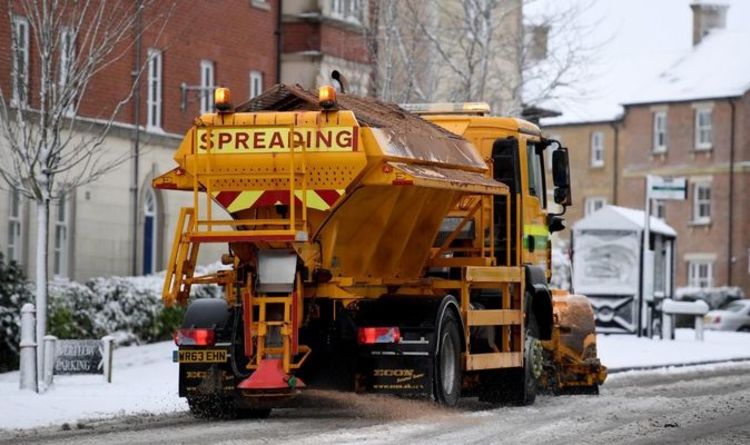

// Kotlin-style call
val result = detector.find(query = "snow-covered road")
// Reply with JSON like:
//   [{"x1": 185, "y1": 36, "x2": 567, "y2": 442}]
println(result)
[{"x1": 3, "y1": 362, "x2": 750, "y2": 445}]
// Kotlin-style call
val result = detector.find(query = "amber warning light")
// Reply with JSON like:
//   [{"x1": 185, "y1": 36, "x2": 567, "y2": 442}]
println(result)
[
  {"x1": 214, "y1": 87, "x2": 232, "y2": 112},
  {"x1": 319, "y1": 85, "x2": 337, "y2": 109}
]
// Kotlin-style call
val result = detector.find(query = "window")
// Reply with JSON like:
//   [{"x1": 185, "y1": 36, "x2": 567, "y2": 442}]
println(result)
[
  {"x1": 654, "y1": 199, "x2": 666, "y2": 220},
  {"x1": 200, "y1": 60, "x2": 215, "y2": 114},
  {"x1": 584, "y1": 196, "x2": 606, "y2": 216},
  {"x1": 330, "y1": 0, "x2": 364, "y2": 22},
  {"x1": 653, "y1": 111, "x2": 667, "y2": 153},
  {"x1": 7, "y1": 189, "x2": 24, "y2": 264},
  {"x1": 11, "y1": 15, "x2": 30, "y2": 106},
  {"x1": 526, "y1": 142, "x2": 545, "y2": 205},
  {"x1": 146, "y1": 49, "x2": 162, "y2": 130},
  {"x1": 688, "y1": 260, "x2": 713, "y2": 288},
  {"x1": 250, "y1": 70, "x2": 263, "y2": 99},
  {"x1": 59, "y1": 27, "x2": 75, "y2": 114},
  {"x1": 692, "y1": 182, "x2": 711, "y2": 224},
  {"x1": 54, "y1": 193, "x2": 71, "y2": 277},
  {"x1": 142, "y1": 189, "x2": 157, "y2": 275},
  {"x1": 695, "y1": 108, "x2": 712, "y2": 150},
  {"x1": 590, "y1": 131, "x2": 604, "y2": 167}
]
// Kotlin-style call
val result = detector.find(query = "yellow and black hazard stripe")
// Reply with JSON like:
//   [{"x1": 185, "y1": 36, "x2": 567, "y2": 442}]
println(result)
[{"x1": 213, "y1": 189, "x2": 344, "y2": 214}]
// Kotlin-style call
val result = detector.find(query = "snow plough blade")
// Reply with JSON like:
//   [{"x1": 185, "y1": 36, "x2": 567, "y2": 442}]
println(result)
[{"x1": 541, "y1": 290, "x2": 608, "y2": 394}]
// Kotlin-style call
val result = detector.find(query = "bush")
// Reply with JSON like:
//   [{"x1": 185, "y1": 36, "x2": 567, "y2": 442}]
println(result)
[
  {"x1": 0, "y1": 254, "x2": 34, "y2": 372},
  {"x1": 0, "y1": 263, "x2": 223, "y2": 372}
]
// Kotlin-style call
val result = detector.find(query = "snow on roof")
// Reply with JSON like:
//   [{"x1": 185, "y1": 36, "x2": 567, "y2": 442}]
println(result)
[
  {"x1": 623, "y1": 30, "x2": 750, "y2": 105},
  {"x1": 573, "y1": 205, "x2": 677, "y2": 237},
  {"x1": 527, "y1": 0, "x2": 750, "y2": 126}
]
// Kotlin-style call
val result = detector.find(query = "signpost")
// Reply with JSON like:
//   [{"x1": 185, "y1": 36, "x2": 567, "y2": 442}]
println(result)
[
  {"x1": 639, "y1": 175, "x2": 688, "y2": 337},
  {"x1": 51, "y1": 337, "x2": 114, "y2": 383}
]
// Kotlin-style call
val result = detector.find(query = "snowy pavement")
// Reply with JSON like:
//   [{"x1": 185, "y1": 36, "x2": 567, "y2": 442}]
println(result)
[{"x1": 1, "y1": 329, "x2": 749, "y2": 432}]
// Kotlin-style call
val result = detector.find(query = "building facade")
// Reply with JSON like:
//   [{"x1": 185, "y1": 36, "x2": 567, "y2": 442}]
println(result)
[
  {"x1": 537, "y1": 1, "x2": 750, "y2": 291},
  {"x1": 0, "y1": 0, "x2": 281, "y2": 280}
]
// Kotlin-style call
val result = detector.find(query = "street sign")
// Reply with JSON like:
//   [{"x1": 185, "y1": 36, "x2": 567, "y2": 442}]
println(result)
[
  {"x1": 53, "y1": 339, "x2": 104, "y2": 375},
  {"x1": 648, "y1": 176, "x2": 687, "y2": 201}
]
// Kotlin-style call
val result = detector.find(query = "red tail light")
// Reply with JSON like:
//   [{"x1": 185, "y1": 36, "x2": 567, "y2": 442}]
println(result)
[
  {"x1": 714, "y1": 316, "x2": 721, "y2": 323},
  {"x1": 358, "y1": 327, "x2": 401, "y2": 345},
  {"x1": 174, "y1": 328, "x2": 215, "y2": 346}
]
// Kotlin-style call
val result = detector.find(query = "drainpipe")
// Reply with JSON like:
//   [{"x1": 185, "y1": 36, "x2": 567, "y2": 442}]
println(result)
[
  {"x1": 275, "y1": 0, "x2": 283, "y2": 83},
  {"x1": 610, "y1": 120, "x2": 620, "y2": 205},
  {"x1": 130, "y1": 0, "x2": 143, "y2": 276},
  {"x1": 727, "y1": 99, "x2": 736, "y2": 285}
]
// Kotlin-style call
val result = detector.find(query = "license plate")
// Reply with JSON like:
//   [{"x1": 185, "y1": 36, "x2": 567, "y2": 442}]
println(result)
[{"x1": 176, "y1": 349, "x2": 227, "y2": 363}]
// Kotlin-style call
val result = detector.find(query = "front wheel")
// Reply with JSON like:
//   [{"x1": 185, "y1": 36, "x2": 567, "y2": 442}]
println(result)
[{"x1": 434, "y1": 310, "x2": 462, "y2": 406}]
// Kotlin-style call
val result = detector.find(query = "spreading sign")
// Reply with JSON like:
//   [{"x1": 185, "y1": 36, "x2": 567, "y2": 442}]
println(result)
[
  {"x1": 195, "y1": 126, "x2": 359, "y2": 153},
  {"x1": 54, "y1": 339, "x2": 104, "y2": 375}
]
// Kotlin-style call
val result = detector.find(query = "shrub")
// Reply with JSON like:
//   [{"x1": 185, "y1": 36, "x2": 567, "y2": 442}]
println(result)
[{"x1": 0, "y1": 254, "x2": 34, "y2": 372}]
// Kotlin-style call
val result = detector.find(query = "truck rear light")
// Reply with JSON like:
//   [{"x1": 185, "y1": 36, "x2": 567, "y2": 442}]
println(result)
[
  {"x1": 174, "y1": 328, "x2": 216, "y2": 346},
  {"x1": 358, "y1": 327, "x2": 401, "y2": 345},
  {"x1": 713, "y1": 316, "x2": 721, "y2": 323}
]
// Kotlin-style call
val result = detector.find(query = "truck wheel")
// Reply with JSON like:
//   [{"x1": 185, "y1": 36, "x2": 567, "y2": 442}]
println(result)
[
  {"x1": 434, "y1": 310, "x2": 462, "y2": 406},
  {"x1": 519, "y1": 311, "x2": 542, "y2": 405},
  {"x1": 187, "y1": 395, "x2": 231, "y2": 419},
  {"x1": 237, "y1": 408, "x2": 272, "y2": 419}
]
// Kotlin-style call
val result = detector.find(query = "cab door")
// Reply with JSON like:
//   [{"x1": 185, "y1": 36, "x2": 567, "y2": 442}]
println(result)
[{"x1": 521, "y1": 137, "x2": 549, "y2": 270}]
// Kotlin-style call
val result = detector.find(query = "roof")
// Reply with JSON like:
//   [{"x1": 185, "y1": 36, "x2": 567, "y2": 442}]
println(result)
[
  {"x1": 573, "y1": 205, "x2": 677, "y2": 237},
  {"x1": 527, "y1": 0, "x2": 750, "y2": 127},
  {"x1": 623, "y1": 30, "x2": 750, "y2": 105}
]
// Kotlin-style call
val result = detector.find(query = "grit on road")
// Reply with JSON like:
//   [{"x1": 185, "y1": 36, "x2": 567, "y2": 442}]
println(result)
[{"x1": 4, "y1": 363, "x2": 749, "y2": 445}]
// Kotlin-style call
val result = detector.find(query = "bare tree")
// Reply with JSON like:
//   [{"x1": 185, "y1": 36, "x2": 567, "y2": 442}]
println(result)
[
  {"x1": 0, "y1": 0, "x2": 170, "y2": 390},
  {"x1": 368, "y1": 0, "x2": 598, "y2": 116}
]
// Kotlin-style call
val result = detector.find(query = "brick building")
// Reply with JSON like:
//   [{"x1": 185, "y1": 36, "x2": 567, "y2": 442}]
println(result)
[
  {"x1": 281, "y1": 0, "x2": 371, "y2": 95},
  {"x1": 619, "y1": 23, "x2": 750, "y2": 292},
  {"x1": 0, "y1": 0, "x2": 281, "y2": 280},
  {"x1": 538, "y1": 0, "x2": 750, "y2": 291}
]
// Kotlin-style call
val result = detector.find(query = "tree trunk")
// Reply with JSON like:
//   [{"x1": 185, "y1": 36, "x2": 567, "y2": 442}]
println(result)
[{"x1": 35, "y1": 200, "x2": 49, "y2": 392}]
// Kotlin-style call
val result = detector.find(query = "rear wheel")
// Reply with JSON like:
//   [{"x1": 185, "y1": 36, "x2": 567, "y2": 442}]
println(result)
[
  {"x1": 478, "y1": 302, "x2": 541, "y2": 406},
  {"x1": 188, "y1": 395, "x2": 272, "y2": 420},
  {"x1": 738, "y1": 326, "x2": 750, "y2": 332},
  {"x1": 434, "y1": 310, "x2": 462, "y2": 406}
]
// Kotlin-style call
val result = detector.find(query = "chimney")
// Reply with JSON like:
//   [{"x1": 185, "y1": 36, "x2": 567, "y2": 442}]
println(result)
[
  {"x1": 525, "y1": 24, "x2": 549, "y2": 61},
  {"x1": 690, "y1": 1, "x2": 729, "y2": 46}
]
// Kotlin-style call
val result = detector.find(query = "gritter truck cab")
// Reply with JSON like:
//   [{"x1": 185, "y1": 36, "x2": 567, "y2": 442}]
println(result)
[{"x1": 154, "y1": 84, "x2": 606, "y2": 418}]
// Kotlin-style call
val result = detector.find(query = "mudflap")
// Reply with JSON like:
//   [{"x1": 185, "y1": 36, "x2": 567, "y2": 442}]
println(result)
[{"x1": 357, "y1": 337, "x2": 434, "y2": 397}]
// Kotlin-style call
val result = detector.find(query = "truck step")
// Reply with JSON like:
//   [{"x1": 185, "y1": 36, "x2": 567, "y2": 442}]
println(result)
[
  {"x1": 466, "y1": 309, "x2": 522, "y2": 327},
  {"x1": 465, "y1": 352, "x2": 522, "y2": 370}
]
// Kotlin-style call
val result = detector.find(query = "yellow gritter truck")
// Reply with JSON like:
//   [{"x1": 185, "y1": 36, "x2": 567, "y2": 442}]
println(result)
[{"x1": 154, "y1": 84, "x2": 606, "y2": 418}]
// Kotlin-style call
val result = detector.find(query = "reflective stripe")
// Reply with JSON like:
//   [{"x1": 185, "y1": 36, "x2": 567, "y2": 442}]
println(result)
[{"x1": 214, "y1": 189, "x2": 344, "y2": 214}]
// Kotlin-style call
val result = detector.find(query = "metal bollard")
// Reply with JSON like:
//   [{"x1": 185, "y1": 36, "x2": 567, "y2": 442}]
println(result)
[
  {"x1": 102, "y1": 336, "x2": 114, "y2": 383},
  {"x1": 695, "y1": 315, "x2": 704, "y2": 341},
  {"x1": 42, "y1": 336, "x2": 57, "y2": 390},
  {"x1": 661, "y1": 313, "x2": 673, "y2": 340},
  {"x1": 19, "y1": 304, "x2": 38, "y2": 392}
]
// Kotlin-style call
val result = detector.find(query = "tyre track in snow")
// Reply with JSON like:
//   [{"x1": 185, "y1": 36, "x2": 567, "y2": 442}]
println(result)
[{"x1": 4, "y1": 362, "x2": 750, "y2": 445}]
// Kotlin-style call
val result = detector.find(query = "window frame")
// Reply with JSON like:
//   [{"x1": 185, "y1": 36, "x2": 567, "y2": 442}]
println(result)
[
  {"x1": 694, "y1": 108, "x2": 713, "y2": 151},
  {"x1": 249, "y1": 70, "x2": 263, "y2": 99},
  {"x1": 59, "y1": 26, "x2": 76, "y2": 115},
  {"x1": 53, "y1": 193, "x2": 71, "y2": 277},
  {"x1": 652, "y1": 110, "x2": 667, "y2": 153},
  {"x1": 584, "y1": 196, "x2": 607, "y2": 216},
  {"x1": 146, "y1": 48, "x2": 163, "y2": 131},
  {"x1": 11, "y1": 15, "x2": 31, "y2": 106},
  {"x1": 200, "y1": 60, "x2": 215, "y2": 114},
  {"x1": 692, "y1": 182, "x2": 711, "y2": 224},
  {"x1": 330, "y1": 0, "x2": 364, "y2": 23},
  {"x1": 688, "y1": 260, "x2": 713, "y2": 288},
  {"x1": 7, "y1": 188, "x2": 24, "y2": 264},
  {"x1": 590, "y1": 131, "x2": 604, "y2": 168}
]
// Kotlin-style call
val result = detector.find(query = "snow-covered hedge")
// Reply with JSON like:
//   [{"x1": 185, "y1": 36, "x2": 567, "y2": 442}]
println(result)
[
  {"x1": 550, "y1": 243, "x2": 572, "y2": 291},
  {"x1": 675, "y1": 286, "x2": 745, "y2": 310},
  {"x1": 0, "y1": 260, "x2": 223, "y2": 372}
]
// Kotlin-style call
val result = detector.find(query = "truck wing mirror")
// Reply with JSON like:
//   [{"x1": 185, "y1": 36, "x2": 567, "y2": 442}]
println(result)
[
  {"x1": 552, "y1": 148, "x2": 570, "y2": 188},
  {"x1": 552, "y1": 147, "x2": 572, "y2": 206}
]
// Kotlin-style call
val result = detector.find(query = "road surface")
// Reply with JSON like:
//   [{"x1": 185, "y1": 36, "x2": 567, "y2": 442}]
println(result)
[{"x1": 3, "y1": 362, "x2": 749, "y2": 445}]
